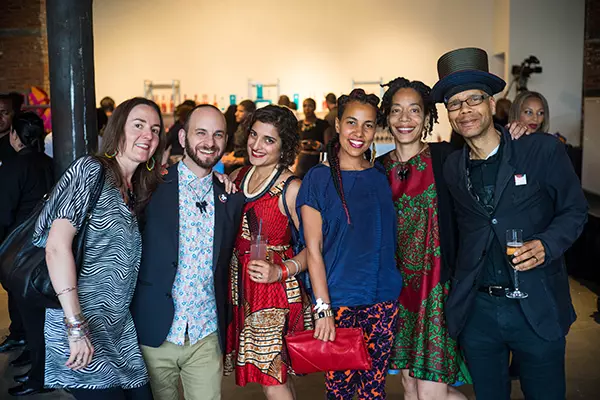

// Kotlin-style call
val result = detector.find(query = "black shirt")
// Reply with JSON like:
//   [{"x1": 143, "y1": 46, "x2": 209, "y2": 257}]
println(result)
[
  {"x1": 467, "y1": 137, "x2": 511, "y2": 287},
  {"x1": 166, "y1": 122, "x2": 184, "y2": 156},
  {"x1": 298, "y1": 119, "x2": 329, "y2": 144},
  {"x1": 0, "y1": 149, "x2": 54, "y2": 242},
  {"x1": 0, "y1": 133, "x2": 16, "y2": 166}
]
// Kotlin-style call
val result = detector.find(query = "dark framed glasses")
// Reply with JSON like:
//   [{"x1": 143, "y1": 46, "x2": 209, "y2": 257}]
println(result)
[{"x1": 445, "y1": 94, "x2": 490, "y2": 111}]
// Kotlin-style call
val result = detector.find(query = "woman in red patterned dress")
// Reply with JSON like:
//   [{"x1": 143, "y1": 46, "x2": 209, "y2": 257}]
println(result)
[
  {"x1": 225, "y1": 105, "x2": 311, "y2": 400},
  {"x1": 377, "y1": 78, "x2": 470, "y2": 400}
]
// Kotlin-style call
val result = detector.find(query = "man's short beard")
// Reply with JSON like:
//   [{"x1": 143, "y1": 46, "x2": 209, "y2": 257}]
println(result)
[{"x1": 185, "y1": 136, "x2": 223, "y2": 169}]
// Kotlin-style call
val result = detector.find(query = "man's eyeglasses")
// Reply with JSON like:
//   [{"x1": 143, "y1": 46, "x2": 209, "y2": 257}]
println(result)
[{"x1": 445, "y1": 94, "x2": 490, "y2": 111}]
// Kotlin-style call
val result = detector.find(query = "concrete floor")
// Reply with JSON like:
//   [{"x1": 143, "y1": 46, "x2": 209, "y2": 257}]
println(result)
[{"x1": 0, "y1": 278, "x2": 599, "y2": 399}]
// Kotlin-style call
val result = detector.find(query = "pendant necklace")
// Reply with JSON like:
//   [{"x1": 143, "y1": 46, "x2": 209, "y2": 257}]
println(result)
[
  {"x1": 395, "y1": 144, "x2": 427, "y2": 181},
  {"x1": 125, "y1": 183, "x2": 136, "y2": 212},
  {"x1": 189, "y1": 179, "x2": 212, "y2": 214}
]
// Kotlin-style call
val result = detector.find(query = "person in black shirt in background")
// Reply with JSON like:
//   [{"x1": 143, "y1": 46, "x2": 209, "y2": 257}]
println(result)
[
  {"x1": 221, "y1": 99, "x2": 256, "y2": 173},
  {"x1": 295, "y1": 98, "x2": 329, "y2": 178},
  {"x1": 0, "y1": 111, "x2": 55, "y2": 396},
  {"x1": 0, "y1": 93, "x2": 28, "y2": 359},
  {"x1": 323, "y1": 93, "x2": 337, "y2": 146},
  {"x1": 165, "y1": 103, "x2": 195, "y2": 160},
  {"x1": 0, "y1": 92, "x2": 24, "y2": 166}
]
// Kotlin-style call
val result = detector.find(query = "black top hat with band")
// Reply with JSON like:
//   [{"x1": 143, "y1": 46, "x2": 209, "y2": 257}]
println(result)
[{"x1": 431, "y1": 47, "x2": 506, "y2": 104}]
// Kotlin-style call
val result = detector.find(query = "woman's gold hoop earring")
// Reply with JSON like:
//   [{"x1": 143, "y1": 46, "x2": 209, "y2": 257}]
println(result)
[
  {"x1": 105, "y1": 150, "x2": 117, "y2": 158},
  {"x1": 146, "y1": 157, "x2": 155, "y2": 172}
]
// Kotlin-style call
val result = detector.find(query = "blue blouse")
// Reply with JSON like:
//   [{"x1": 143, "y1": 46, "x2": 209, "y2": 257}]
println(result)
[{"x1": 296, "y1": 164, "x2": 402, "y2": 308}]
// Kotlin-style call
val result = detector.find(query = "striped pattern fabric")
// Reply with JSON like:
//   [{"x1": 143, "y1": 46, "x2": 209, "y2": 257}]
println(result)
[{"x1": 32, "y1": 156, "x2": 149, "y2": 389}]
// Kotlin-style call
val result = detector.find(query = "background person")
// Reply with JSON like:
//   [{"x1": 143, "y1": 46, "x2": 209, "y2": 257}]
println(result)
[
  {"x1": 509, "y1": 91, "x2": 550, "y2": 133},
  {"x1": 0, "y1": 112, "x2": 54, "y2": 396},
  {"x1": 295, "y1": 98, "x2": 328, "y2": 178}
]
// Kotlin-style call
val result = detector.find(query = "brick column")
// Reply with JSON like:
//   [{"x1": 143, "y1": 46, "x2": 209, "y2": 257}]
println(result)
[
  {"x1": 585, "y1": 0, "x2": 600, "y2": 96},
  {"x1": 0, "y1": 0, "x2": 49, "y2": 93}
]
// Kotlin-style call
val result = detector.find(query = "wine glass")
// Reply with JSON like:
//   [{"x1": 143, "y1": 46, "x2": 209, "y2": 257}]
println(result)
[{"x1": 505, "y1": 229, "x2": 528, "y2": 299}]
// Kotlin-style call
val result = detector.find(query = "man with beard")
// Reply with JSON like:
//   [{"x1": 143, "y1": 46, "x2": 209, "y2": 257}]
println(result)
[
  {"x1": 432, "y1": 48, "x2": 588, "y2": 400},
  {"x1": 131, "y1": 104, "x2": 244, "y2": 400}
]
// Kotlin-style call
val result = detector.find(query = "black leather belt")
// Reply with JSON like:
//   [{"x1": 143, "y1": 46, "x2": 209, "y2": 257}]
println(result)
[{"x1": 478, "y1": 286, "x2": 509, "y2": 297}]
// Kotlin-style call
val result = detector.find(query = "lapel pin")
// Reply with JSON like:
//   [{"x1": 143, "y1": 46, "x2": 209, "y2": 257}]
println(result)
[{"x1": 219, "y1": 193, "x2": 228, "y2": 203}]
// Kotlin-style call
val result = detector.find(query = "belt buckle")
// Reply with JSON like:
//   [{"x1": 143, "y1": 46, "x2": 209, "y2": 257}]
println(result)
[{"x1": 489, "y1": 286, "x2": 503, "y2": 296}]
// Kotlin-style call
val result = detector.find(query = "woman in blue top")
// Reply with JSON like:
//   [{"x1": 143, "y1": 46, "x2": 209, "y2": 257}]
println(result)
[{"x1": 296, "y1": 89, "x2": 402, "y2": 399}]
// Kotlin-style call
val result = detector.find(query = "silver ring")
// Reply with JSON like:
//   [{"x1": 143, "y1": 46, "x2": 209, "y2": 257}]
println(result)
[
  {"x1": 533, "y1": 255, "x2": 539, "y2": 263},
  {"x1": 257, "y1": 273, "x2": 263, "y2": 279}
]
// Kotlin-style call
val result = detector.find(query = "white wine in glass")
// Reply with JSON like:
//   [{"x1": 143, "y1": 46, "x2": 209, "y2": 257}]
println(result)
[{"x1": 506, "y1": 229, "x2": 528, "y2": 299}]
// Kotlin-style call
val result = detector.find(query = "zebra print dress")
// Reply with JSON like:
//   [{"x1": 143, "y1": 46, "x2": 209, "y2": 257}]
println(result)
[{"x1": 32, "y1": 156, "x2": 149, "y2": 389}]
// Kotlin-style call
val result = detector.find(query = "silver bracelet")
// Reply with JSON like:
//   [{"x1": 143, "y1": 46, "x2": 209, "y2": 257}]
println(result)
[
  {"x1": 287, "y1": 259, "x2": 302, "y2": 276},
  {"x1": 277, "y1": 267, "x2": 283, "y2": 282},
  {"x1": 284, "y1": 263, "x2": 290, "y2": 280},
  {"x1": 56, "y1": 286, "x2": 77, "y2": 297}
]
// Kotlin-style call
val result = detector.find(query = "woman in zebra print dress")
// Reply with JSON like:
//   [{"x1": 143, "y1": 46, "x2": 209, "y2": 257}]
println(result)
[{"x1": 32, "y1": 98, "x2": 166, "y2": 399}]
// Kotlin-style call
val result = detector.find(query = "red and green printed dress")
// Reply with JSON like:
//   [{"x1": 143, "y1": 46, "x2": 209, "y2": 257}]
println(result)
[
  {"x1": 224, "y1": 167, "x2": 312, "y2": 387},
  {"x1": 381, "y1": 147, "x2": 470, "y2": 384}
]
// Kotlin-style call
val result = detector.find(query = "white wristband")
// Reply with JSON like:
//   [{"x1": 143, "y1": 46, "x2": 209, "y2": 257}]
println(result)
[{"x1": 314, "y1": 298, "x2": 331, "y2": 313}]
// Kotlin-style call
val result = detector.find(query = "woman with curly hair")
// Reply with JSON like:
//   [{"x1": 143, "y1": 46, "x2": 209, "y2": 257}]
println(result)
[
  {"x1": 225, "y1": 105, "x2": 312, "y2": 400},
  {"x1": 377, "y1": 77, "x2": 470, "y2": 400},
  {"x1": 297, "y1": 89, "x2": 402, "y2": 399}
]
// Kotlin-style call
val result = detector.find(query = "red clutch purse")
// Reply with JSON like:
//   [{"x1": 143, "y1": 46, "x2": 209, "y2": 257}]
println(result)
[{"x1": 285, "y1": 327, "x2": 372, "y2": 374}]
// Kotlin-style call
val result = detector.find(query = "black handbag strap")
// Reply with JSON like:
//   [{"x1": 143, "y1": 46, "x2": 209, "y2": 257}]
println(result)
[
  {"x1": 281, "y1": 175, "x2": 314, "y2": 333},
  {"x1": 282, "y1": 175, "x2": 300, "y2": 245},
  {"x1": 40, "y1": 157, "x2": 105, "y2": 217},
  {"x1": 86, "y1": 161, "x2": 106, "y2": 219}
]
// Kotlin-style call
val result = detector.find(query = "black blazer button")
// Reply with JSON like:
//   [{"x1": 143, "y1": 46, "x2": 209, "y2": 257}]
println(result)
[
  {"x1": 172, "y1": 262, "x2": 177, "y2": 268},
  {"x1": 165, "y1": 293, "x2": 172, "y2": 299}
]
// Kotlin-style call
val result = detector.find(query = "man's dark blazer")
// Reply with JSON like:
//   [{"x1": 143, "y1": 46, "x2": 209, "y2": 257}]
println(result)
[
  {"x1": 131, "y1": 163, "x2": 244, "y2": 351},
  {"x1": 443, "y1": 127, "x2": 588, "y2": 341}
]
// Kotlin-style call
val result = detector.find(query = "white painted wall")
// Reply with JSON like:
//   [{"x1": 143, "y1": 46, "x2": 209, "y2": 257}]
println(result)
[
  {"x1": 92, "y1": 0, "x2": 585, "y2": 144},
  {"x1": 492, "y1": 0, "x2": 510, "y2": 80},
  {"x1": 92, "y1": 0, "x2": 497, "y2": 140},
  {"x1": 507, "y1": 0, "x2": 585, "y2": 145}
]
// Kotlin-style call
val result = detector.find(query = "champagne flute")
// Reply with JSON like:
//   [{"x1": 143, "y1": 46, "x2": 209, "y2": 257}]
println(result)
[{"x1": 505, "y1": 229, "x2": 528, "y2": 299}]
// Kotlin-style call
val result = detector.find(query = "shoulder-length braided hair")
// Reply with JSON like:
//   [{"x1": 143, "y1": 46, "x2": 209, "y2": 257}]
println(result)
[
  {"x1": 326, "y1": 88, "x2": 381, "y2": 225},
  {"x1": 98, "y1": 97, "x2": 166, "y2": 214},
  {"x1": 379, "y1": 77, "x2": 438, "y2": 139}
]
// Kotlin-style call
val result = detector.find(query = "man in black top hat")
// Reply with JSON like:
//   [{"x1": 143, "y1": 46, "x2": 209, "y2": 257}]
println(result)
[{"x1": 432, "y1": 47, "x2": 588, "y2": 399}]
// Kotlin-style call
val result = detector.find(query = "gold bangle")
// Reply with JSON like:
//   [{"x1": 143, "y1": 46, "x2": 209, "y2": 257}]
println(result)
[{"x1": 313, "y1": 309, "x2": 334, "y2": 320}]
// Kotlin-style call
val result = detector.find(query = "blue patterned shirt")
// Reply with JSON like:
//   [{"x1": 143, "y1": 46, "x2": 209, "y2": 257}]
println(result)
[{"x1": 166, "y1": 161, "x2": 217, "y2": 345}]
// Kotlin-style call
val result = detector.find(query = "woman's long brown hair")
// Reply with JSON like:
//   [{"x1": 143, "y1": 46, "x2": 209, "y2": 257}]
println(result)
[{"x1": 97, "y1": 97, "x2": 166, "y2": 214}]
